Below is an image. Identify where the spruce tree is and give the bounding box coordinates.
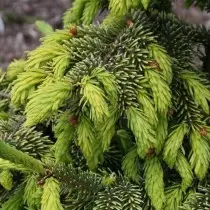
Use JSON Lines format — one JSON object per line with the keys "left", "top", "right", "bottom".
{"left": 1, "top": 0, "right": 210, "bottom": 209}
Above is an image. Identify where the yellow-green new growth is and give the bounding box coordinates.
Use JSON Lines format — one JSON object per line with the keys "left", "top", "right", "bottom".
{"left": 163, "top": 123, "right": 188, "bottom": 168}
{"left": 141, "top": 0, "right": 151, "bottom": 9}
{"left": 126, "top": 106, "right": 156, "bottom": 158}
{"left": 0, "top": 158, "right": 33, "bottom": 173}
{"left": 24, "top": 176, "right": 42, "bottom": 209}
{"left": 109, "top": 0, "right": 141, "bottom": 16}
{"left": 122, "top": 147, "right": 139, "bottom": 183}
{"left": 26, "top": 43, "right": 71, "bottom": 78}
{"left": 144, "top": 156, "right": 165, "bottom": 209}
{"left": 145, "top": 69, "right": 171, "bottom": 114}
{"left": 77, "top": 115, "right": 99, "bottom": 170}
{"left": 97, "top": 110, "right": 118, "bottom": 152}
{"left": 155, "top": 114, "right": 168, "bottom": 152}
{"left": 190, "top": 130, "right": 210, "bottom": 180}
{"left": 6, "top": 59, "right": 25, "bottom": 81}
{"left": 42, "top": 29, "right": 72, "bottom": 44}
{"left": 92, "top": 68, "right": 118, "bottom": 105}
{"left": 81, "top": 0, "right": 101, "bottom": 24}
{"left": 180, "top": 70, "right": 210, "bottom": 114}
{"left": 0, "top": 170, "right": 13, "bottom": 191}
{"left": 164, "top": 185, "right": 183, "bottom": 210}
{"left": 41, "top": 177, "right": 64, "bottom": 210}
{"left": 175, "top": 151, "right": 193, "bottom": 191}
{"left": 148, "top": 43, "right": 172, "bottom": 83}
{"left": 63, "top": 0, "right": 86, "bottom": 26}
{"left": 63, "top": 0, "right": 151, "bottom": 27}
{"left": 137, "top": 89, "right": 157, "bottom": 126}
{"left": 11, "top": 69, "right": 47, "bottom": 107}
{"left": 35, "top": 20, "right": 53, "bottom": 35}
{"left": 80, "top": 77, "right": 109, "bottom": 123}
{"left": 25, "top": 79, "right": 72, "bottom": 126}
{"left": 53, "top": 112, "right": 75, "bottom": 163}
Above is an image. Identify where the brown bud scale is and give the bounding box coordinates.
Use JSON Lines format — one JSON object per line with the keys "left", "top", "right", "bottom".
{"left": 70, "top": 26, "right": 77, "bottom": 36}
{"left": 69, "top": 116, "right": 79, "bottom": 126}
{"left": 149, "top": 60, "right": 160, "bottom": 70}
{"left": 126, "top": 19, "right": 134, "bottom": 27}
{"left": 147, "top": 148, "right": 155, "bottom": 157}
{"left": 200, "top": 127, "right": 207, "bottom": 136}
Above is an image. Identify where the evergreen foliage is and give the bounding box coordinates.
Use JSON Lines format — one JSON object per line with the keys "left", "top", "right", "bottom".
{"left": 1, "top": 0, "right": 210, "bottom": 209}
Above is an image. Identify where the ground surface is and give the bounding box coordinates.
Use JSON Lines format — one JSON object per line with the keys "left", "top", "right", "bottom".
{"left": 0, "top": 0, "right": 71, "bottom": 70}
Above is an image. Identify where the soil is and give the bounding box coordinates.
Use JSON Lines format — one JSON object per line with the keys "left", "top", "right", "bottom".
{"left": 0, "top": 0, "right": 71, "bottom": 70}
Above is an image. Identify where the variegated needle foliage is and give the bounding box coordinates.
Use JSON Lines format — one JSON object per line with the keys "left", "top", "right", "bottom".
{"left": 1, "top": 0, "right": 210, "bottom": 209}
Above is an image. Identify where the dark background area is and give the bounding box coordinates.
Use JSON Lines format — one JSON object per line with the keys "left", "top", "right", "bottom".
{"left": 0, "top": 0, "right": 71, "bottom": 70}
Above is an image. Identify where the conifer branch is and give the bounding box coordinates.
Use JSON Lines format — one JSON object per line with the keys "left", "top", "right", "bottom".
{"left": 163, "top": 123, "right": 188, "bottom": 168}
{"left": 41, "top": 177, "right": 64, "bottom": 210}
{"left": 144, "top": 156, "right": 165, "bottom": 209}
{"left": 11, "top": 69, "right": 47, "bottom": 107}
{"left": 6, "top": 59, "right": 25, "bottom": 81}
{"left": 175, "top": 151, "right": 193, "bottom": 191}
{"left": 53, "top": 112, "right": 75, "bottom": 163}
{"left": 77, "top": 115, "right": 100, "bottom": 170}
{"left": 24, "top": 176, "right": 42, "bottom": 209}
{"left": 190, "top": 130, "right": 210, "bottom": 180}
{"left": 126, "top": 106, "right": 156, "bottom": 158}
{"left": 0, "top": 170, "right": 13, "bottom": 191}
{"left": 1, "top": 186, "right": 24, "bottom": 210}
{"left": 25, "top": 79, "right": 72, "bottom": 126}
{"left": 145, "top": 69, "right": 171, "bottom": 114}
{"left": 0, "top": 140, "right": 45, "bottom": 174}
{"left": 122, "top": 146, "right": 140, "bottom": 183}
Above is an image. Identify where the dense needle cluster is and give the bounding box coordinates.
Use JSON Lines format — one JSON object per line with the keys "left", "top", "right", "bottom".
{"left": 1, "top": 0, "right": 210, "bottom": 209}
